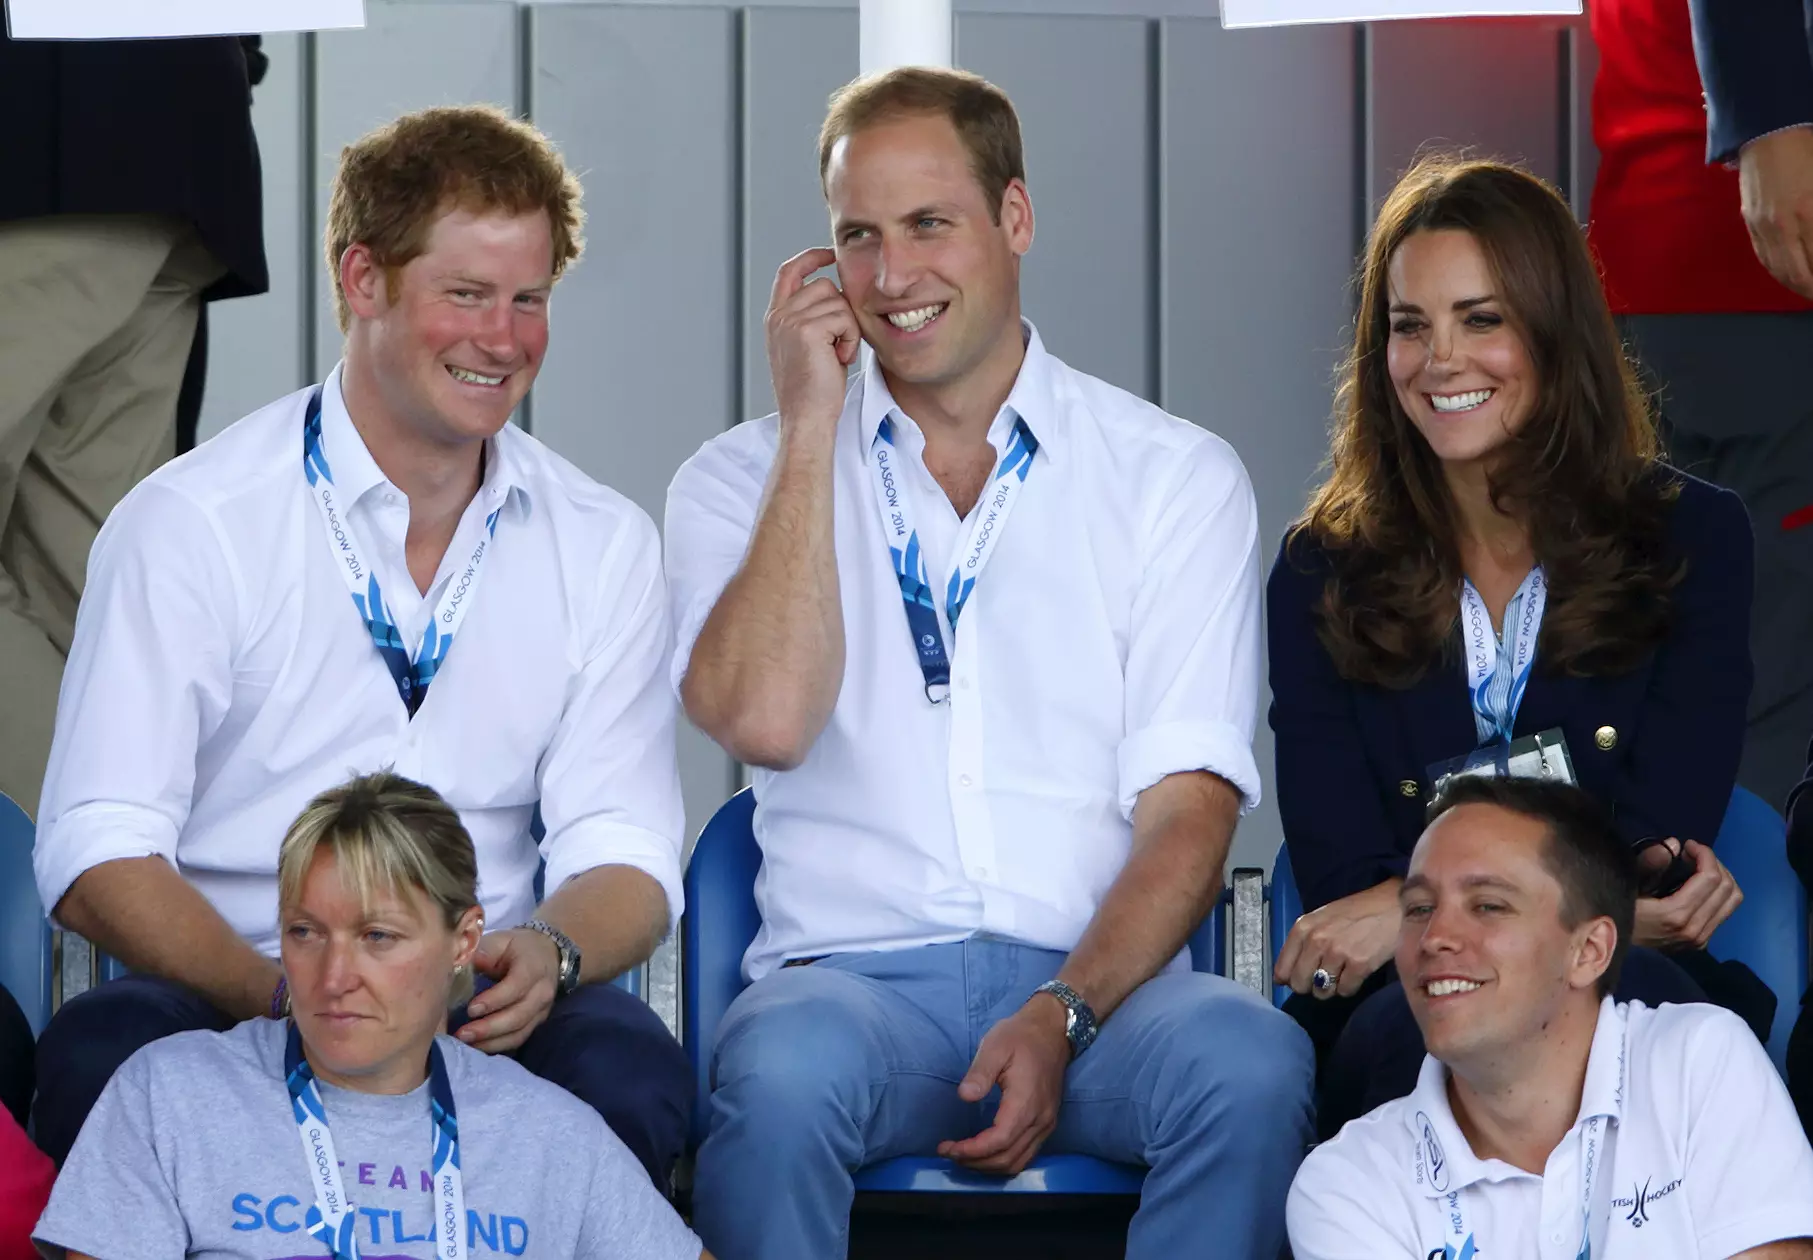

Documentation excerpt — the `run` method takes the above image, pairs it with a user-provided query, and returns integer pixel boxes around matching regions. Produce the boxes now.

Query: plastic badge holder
[1426,727,1577,817]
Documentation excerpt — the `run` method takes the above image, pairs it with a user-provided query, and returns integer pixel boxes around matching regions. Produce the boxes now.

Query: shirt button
[956,677,971,691]
[976,867,990,880]
[958,774,973,788]
[1595,724,1619,750]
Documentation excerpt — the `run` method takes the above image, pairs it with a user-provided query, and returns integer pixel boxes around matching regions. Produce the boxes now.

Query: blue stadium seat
[680,787,1226,1196]
[1268,844,1302,1008]
[0,792,52,1036]
[1708,786,1808,1076]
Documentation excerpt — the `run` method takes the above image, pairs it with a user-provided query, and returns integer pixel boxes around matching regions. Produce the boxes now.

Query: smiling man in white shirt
[1287,775,1813,1260]
[666,67,1313,1260]
[29,105,692,1186]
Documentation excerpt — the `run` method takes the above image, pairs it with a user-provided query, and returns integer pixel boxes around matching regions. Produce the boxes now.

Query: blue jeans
[691,939,1314,1260]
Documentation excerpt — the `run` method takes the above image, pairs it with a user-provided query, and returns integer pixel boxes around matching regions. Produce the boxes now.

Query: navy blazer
[1268,471,1754,913]
[1689,0,1813,163]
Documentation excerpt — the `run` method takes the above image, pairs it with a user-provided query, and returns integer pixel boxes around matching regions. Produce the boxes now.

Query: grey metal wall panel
[1369,18,1565,208]
[1571,19,1601,222]
[198,32,310,441]
[1160,17,1358,874]
[312,1,523,379]
[956,13,1155,400]
[742,7,859,421]
[529,4,740,843]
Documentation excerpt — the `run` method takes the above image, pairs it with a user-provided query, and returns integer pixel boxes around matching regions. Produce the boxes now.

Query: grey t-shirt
[34,1019,700,1260]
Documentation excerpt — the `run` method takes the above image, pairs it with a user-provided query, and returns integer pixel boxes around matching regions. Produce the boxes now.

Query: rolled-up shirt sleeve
[1117,433,1264,819]
[662,426,769,698]
[536,507,687,930]
[34,482,238,920]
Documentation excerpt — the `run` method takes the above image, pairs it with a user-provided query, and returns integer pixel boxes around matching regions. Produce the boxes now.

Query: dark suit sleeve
[1689,0,1813,164]
[1609,484,1755,850]
[1267,537,1408,911]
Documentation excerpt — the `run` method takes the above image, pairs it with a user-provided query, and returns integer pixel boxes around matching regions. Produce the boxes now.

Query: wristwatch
[521,919,583,997]
[1032,979,1099,1059]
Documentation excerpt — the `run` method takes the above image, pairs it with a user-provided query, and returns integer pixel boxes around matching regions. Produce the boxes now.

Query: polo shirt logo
[1415,1112,1450,1191]
[1611,1175,1683,1227]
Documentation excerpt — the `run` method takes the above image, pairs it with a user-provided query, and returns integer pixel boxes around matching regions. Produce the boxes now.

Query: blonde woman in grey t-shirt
[35,773,710,1260]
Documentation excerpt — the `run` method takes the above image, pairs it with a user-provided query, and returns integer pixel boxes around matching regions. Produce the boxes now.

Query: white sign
[1221,0,1579,28]
[5,0,364,39]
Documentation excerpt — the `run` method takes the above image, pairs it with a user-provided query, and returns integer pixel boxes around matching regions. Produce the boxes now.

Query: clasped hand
[937,993,1071,1177]
[1739,125,1813,299]
[1272,879,1404,1000]
[455,927,563,1054]
[1633,838,1742,951]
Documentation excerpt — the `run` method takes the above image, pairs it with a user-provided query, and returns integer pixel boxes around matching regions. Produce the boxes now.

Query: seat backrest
[1268,845,1303,1008]
[0,793,51,1036]
[680,788,763,1148]
[1707,785,1809,1076]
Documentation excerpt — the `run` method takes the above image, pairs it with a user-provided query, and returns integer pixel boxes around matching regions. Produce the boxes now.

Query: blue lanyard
[864,413,1039,702]
[1459,567,1546,745]
[284,1020,466,1260]
[302,388,500,717]
[1435,1113,1603,1260]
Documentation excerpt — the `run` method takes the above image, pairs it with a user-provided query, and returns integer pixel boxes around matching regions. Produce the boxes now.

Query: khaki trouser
[0,215,223,818]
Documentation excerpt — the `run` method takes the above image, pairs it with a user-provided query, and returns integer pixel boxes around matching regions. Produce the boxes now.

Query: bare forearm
[534,864,670,983]
[1056,773,1241,1021]
[55,856,280,1020]
[682,427,845,769]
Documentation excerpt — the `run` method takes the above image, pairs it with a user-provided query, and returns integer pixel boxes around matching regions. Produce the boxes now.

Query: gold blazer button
[1594,725,1618,751]
[1399,779,1419,798]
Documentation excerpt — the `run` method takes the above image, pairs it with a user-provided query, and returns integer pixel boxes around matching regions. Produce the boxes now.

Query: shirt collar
[320,361,528,520]
[856,318,1060,465]
[1403,995,1628,1199]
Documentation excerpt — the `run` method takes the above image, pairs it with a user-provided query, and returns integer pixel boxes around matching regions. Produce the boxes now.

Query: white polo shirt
[665,322,1262,981]
[35,366,685,955]
[1287,999,1813,1260]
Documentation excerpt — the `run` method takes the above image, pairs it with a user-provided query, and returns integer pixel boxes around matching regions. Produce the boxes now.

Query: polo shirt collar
[320,361,529,521]
[857,318,1060,466]
[1403,995,1628,1199]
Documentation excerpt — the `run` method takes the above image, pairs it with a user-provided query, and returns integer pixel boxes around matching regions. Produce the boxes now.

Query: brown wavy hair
[325,105,585,332]
[1291,155,1682,689]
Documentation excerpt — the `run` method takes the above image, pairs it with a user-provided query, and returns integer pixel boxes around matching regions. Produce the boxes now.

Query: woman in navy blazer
[1267,156,1766,1136]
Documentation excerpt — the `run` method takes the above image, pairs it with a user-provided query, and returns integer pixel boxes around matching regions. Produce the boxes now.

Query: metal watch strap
[522,918,582,996]
[1032,979,1099,1059]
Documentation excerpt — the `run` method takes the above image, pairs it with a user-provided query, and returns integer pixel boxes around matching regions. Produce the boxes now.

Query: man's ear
[1000,178,1034,257]
[1569,915,1618,994]
[339,243,391,321]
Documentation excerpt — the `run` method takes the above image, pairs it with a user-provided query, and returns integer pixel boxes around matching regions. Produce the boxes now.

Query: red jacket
[1588,0,1813,313]
[0,1107,54,1260]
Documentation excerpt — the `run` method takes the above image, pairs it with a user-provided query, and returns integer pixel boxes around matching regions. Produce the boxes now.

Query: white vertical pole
[859,0,953,75]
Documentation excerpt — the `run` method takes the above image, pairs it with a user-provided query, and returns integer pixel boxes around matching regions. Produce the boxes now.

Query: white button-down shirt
[666,323,1262,981]
[1287,998,1813,1260]
[35,367,685,956]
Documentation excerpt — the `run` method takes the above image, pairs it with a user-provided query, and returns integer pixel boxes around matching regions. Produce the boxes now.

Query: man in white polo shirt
[30,105,692,1185]
[666,67,1313,1260]
[1288,775,1813,1260]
